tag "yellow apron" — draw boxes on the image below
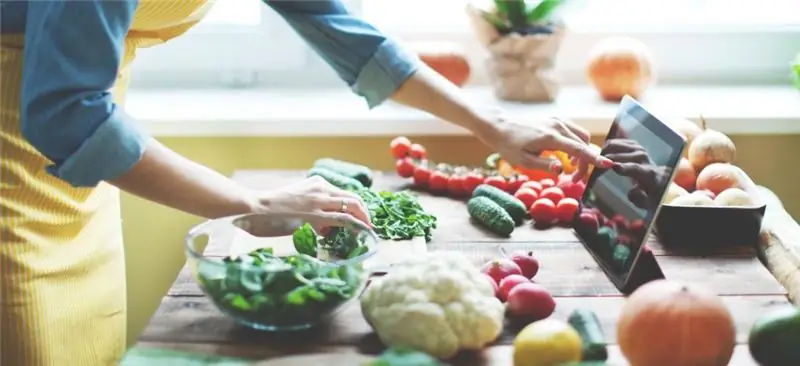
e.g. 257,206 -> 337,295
1,1 -> 213,364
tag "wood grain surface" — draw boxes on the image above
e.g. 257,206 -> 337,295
136,170 -> 799,365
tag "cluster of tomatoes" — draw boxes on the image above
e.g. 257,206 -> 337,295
390,136 -> 593,228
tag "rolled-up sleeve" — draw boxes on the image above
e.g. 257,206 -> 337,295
264,0 -> 420,108
20,0 -> 148,188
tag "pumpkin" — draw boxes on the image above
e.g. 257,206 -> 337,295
409,42 -> 471,87
586,36 -> 655,102
617,280 -> 736,366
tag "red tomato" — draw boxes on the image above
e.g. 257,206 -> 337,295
463,172 -> 484,195
539,178 -> 556,189
395,158 -> 416,178
628,219 -> 646,234
390,136 -> 412,159
508,174 -> 530,194
611,214 -> 629,230
413,166 -> 431,187
514,188 -> 539,209
409,143 -> 427,160
484,176 -> 508,191
557,176 -> 586,201
529,198 -> 556,223
539,187 -> 565,204
447,175 -> 467,197
428,172 -> 449,192
578,211 -> 600,232
519,181 -> 543,195
555,198 -> 580,223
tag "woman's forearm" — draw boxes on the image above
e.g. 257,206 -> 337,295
110,139 -> 262,219
390,66 -> 501,143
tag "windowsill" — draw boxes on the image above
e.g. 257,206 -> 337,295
127,85 -> 800,137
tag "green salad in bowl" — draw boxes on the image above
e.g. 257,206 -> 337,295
793,52 -> 800,90
185,213 -> 378,331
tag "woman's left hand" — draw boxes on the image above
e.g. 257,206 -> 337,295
481,110 -> 613,180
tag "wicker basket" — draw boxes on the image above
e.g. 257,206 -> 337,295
467,4 -> 566,103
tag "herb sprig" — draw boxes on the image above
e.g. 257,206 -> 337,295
355,189 -> 437,243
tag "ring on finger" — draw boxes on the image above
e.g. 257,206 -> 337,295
340,200 -> 348,213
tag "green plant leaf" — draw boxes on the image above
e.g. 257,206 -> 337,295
527,0 -> 566,24
506,0 -> 529,29
365,347 -> 443,366
480,10 -> 511,33
292,223 -> 318,256
493,0 -> 510,17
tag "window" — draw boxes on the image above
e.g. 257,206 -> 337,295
129,0 -> 800,89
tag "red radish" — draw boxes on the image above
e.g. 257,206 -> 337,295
578,211 -> 599,232
480,258 -> 523,284
507,283 -> 556,321
484,274 -> 499,297
498,274 -> 530,302
509,251 -> 540,279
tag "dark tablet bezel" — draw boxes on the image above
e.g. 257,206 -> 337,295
573,95 -> 687,292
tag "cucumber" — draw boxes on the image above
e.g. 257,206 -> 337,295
567,308 -> 608,362
471,184 -> 527,225
467,196 -> 515,237
312,158 -> 373,188
306,167 -> 364,191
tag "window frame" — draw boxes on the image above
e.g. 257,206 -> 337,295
128,0 -> 800,89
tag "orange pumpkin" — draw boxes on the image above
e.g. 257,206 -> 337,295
617,280 -> 736,366
410,42 -> 471,87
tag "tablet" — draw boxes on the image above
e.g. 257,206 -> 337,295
573,95 -> 686,292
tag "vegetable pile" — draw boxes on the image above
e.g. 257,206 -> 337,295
307,158 -> 437,243
197,225 -> 366,328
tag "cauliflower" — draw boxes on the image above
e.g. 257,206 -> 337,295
360,251 -> 505,359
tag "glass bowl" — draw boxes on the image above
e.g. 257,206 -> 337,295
185,212 -> 379,332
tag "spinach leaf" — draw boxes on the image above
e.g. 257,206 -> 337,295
292,223 -> 318,257
366,347 -> 443,366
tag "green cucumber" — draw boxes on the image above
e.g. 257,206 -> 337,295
748,306 -> 800,366
467,196 -> 515,237
471,184 -> 527,225
312,158 -> 373,188
306,167 -> 364,191
567,308 -> 608,362
612,244 -> 631,271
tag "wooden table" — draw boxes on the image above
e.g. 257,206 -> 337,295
136,170 -> 800,365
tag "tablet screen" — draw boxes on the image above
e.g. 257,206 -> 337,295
573,96 -> 686,286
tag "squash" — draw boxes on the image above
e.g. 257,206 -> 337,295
616,280 -> 736,366
409,42 -> 471,87
586,36 -> 655,102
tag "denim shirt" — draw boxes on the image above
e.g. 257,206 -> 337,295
0,0 -> 419,187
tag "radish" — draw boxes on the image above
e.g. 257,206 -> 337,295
498,274 -> 530,302
481,258 -> 522,284
509,251 -> 540,279
506,283 -> 556,321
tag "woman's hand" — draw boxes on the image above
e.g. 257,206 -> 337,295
258,176 -> 372,231
481,109 -> 613,181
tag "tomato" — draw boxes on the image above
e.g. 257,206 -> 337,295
519,181 -> 543,195
628,219 -> 646,234
611,214 -> 629,230
395,158 -> 416,178
447,175 -> 467,197
463,172 -> 484,195
390,136 -> 412,159
413,166 -> 431,187
507,174 -> 529,194
539,187 -> 565,204
529,198 -> 556,223
555,198 -> 580,223
539,178 -> 556,189
484,176 -> 508,191
557,177 -> 586,201
409,143 -> 427,160
514,188 -> 539,209
578,211 -> 600,232
428,171 -> 449,192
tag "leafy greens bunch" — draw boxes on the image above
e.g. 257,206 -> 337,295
355,189 -> 437,243
198,244 -> 364,328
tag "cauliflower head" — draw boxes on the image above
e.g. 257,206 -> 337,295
360,251 -> 505,359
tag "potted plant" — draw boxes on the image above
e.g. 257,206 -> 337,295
467,0 -> 569,102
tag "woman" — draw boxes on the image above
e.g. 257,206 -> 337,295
0,0 -> 610,364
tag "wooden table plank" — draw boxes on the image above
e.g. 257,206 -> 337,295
140,294 -> 786,351
657,256 -> 787,296
133,342 -> 759,366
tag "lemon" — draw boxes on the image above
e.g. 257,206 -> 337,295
513,318 -> 582,366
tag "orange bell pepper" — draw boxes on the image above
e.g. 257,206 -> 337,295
541,150 -> 576,174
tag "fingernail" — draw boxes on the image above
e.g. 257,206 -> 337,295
599,157 -> 614,168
